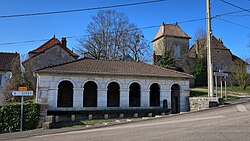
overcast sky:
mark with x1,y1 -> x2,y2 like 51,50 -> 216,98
0,0 -> 249,60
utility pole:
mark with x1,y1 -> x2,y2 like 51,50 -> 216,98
206,0 -> 214,97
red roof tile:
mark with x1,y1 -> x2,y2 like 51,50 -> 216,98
152,23 -> 191,42
37,58 -> 193,79
28,36 -> 78,58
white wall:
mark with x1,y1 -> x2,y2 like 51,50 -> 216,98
0,71 -> 10,105
36,73 -> 190,112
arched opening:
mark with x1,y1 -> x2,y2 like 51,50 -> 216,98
129,82 -> 141,107
171,84 -> 180,113
57,80 -> 74,107
83,81 -> 97,107
107,82 -> 120,107
150,83 -> 160,107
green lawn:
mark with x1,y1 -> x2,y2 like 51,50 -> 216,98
225,86 -> 250,94
190,90 -> 208,97
190,90 -> 239,101
196,86 -> 250,94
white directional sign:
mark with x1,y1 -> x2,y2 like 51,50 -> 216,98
12,91 -> 33,96
214,72 -> 228,77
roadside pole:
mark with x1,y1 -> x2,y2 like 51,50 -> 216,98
20,96 -> 24,131
12,87 -> 33,132
206,0 -> 214,97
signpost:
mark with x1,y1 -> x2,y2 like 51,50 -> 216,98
12,87 -> 33,131
214,71 -> 228,99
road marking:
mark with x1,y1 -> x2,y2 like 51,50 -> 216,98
34,115 -> 225,138
236,104 -> 248,112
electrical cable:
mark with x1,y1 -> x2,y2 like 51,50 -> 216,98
0,0 -> 167,19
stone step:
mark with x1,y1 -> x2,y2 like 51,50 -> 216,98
42,122 -> 52,130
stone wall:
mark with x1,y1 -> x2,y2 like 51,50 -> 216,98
0,71 -> 9,105
189,97 -> 223,111
153,36 -> 190,73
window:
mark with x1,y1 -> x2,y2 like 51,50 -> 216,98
213,61 -> 218,71
221,60 -> 227,71
173,44 -> 180,58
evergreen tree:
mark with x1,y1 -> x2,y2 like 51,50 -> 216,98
157,49 -> 175,69
192,57 -> 207,86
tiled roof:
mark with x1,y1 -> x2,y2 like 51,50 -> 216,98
152,23 -> 191,42
28,36 -> 78,58
190,36 -> 229,51
0,52 -> 20,71
36,58 -> 193,78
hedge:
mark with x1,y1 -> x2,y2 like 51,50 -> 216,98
0,102 -> 40,133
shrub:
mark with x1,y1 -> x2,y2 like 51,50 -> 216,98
0,102 -> 40,133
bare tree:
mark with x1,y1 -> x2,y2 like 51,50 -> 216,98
2,55 -> 36,103
2,56 -> 22,103
192,28 -> 207,59
230,59 -> 248,89
77,10 -> 150,61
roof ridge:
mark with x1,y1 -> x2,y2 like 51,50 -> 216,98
0,52 -> 19,54
29,36 -> 60,53
144,62 -> 192,77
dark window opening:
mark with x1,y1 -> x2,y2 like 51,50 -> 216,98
150,83 -> 160,107
83,81 -> 97,107
171,84 -> 180,113
129,83 -> 141,107
57,81 -> 74,107
107,82 -> 120,107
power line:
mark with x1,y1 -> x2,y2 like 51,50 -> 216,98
220,0 -> 250,13
215,17 -> 250,29
0,0 -> 167,19
0,8 -> 249,47
0,25 -> 162,46
212,8 -> 250,18
223,14 -> 250,17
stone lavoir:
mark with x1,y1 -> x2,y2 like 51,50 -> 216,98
35,58 -> 192,120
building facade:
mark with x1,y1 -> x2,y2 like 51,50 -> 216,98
25,36 -> 79,70
36,59 -> 192,113
152,22 -> 191,73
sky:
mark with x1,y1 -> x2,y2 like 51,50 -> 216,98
0,0 -> 249,60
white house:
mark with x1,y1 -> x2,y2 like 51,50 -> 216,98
35,58 -> 192,114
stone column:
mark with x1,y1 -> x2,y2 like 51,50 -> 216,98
120,88 -> 129,108
98,88 -> 107,108
160,90 -> 171,108
73,88 -> 84,108
180,89 -> 190,112
141,90 -> 150,108
37,87 -> 49,104
48,88 -> 58,109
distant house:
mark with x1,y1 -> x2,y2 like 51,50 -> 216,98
190,36 -> 245,72
152,22 -> 191,73
35,58 -> 192,115
0,52 -> 20,104
25,36 -> 79,70
189,36 -> 246,85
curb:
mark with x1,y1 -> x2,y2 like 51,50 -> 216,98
1,100 -> 250,140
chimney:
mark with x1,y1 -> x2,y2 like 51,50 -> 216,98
218,38 -> 223,44
61,37 -> 67,48
162,22 -> 165,34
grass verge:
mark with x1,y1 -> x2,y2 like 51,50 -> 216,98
190,90 -> 239,101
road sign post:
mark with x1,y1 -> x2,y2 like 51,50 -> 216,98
214,71 -> 228,99
12,90 -> 33,131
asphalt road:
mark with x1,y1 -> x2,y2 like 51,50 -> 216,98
8,102 -> 250,141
